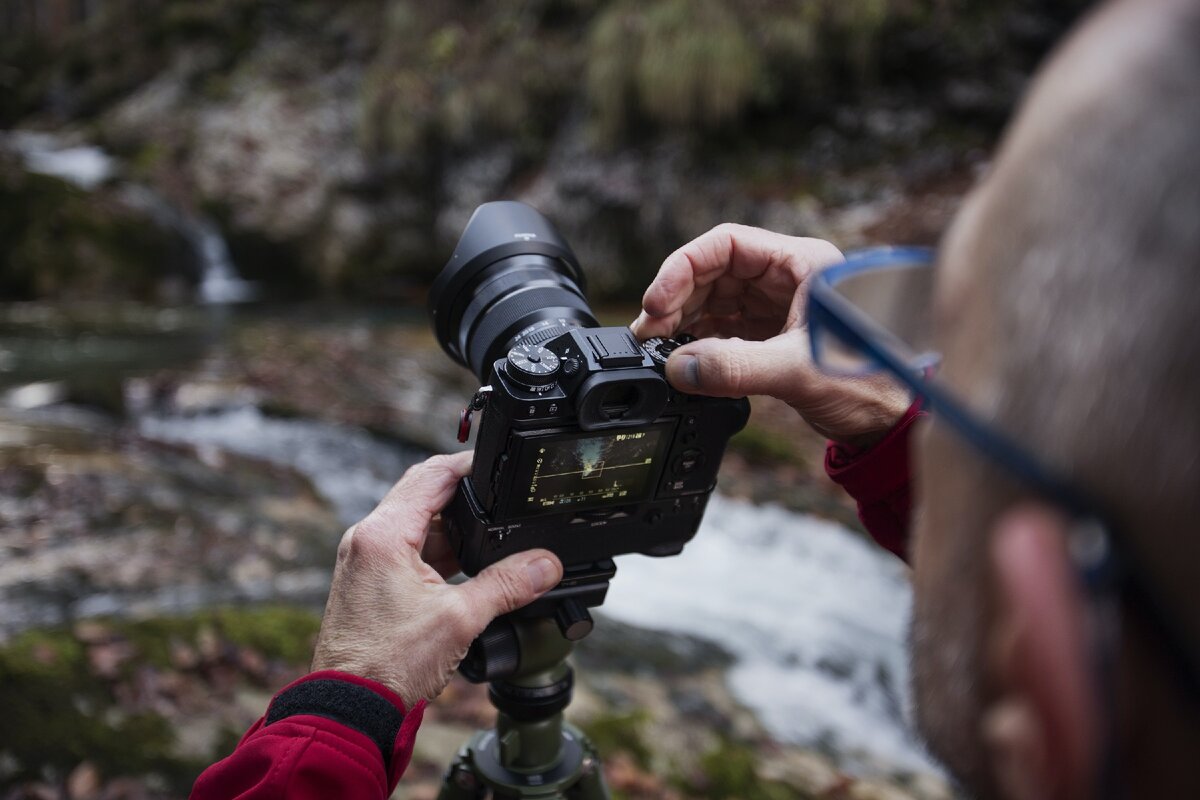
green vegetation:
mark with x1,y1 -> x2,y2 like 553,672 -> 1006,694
0,155 -> 187,301
730,423 -> 812,469
0,0 -> 1089,301
581,710 -> 654,770
0,606 -> 321,792
683,736 -> 816,800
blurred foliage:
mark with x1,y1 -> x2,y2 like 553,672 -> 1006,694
581,710 -> 654,770
680,736 -> 815,800
0,0 -> 1090,302
730,423 -> 812,469
0,152 -> 189,300
1,0 -> 1087,145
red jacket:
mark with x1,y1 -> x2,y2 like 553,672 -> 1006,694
191,407 -> 922,799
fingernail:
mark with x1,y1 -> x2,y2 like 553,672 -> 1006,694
526,557 -> 558,593
676,354 -> 700,388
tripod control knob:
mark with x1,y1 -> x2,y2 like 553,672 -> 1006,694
459,620 -> 520,682
554,598 -> 593,641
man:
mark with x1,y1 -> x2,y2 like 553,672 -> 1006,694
194,0 -> 1200,796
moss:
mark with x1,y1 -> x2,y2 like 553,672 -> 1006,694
120,606 -> 323,667
0,606 -> 321,791
0,628 -> 184,788
213,606 -> 322,664
0,157 -> 190,301
684,737 -> 815,800
730,424 -> 811,469
580,711 -> 653,770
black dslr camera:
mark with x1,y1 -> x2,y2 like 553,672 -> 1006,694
430,202 -> 748,632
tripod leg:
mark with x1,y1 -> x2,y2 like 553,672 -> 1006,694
437,749 -> 488,800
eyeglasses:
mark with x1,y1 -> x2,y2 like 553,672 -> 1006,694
807,246 -> 1200,798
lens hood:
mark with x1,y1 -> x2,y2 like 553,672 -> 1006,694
429,201 -> 588,370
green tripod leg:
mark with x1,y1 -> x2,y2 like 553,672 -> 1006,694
437,618 -> 610,800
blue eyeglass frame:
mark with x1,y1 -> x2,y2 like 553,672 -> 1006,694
807,246 -> 1200,797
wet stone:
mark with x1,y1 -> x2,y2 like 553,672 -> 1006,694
0,410 -> 341,640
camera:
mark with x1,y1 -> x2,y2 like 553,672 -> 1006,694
429,201 -> 749,584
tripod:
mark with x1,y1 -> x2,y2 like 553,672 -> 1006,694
437,563 -> 616,800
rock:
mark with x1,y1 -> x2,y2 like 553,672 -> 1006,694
66,761 -> 101,799
86,639 -> 134,680
169,640 -> 199,671
0,410 -> 341,639
74,620 -> 114,644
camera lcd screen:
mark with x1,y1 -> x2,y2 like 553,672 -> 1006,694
512,425 -> 672,516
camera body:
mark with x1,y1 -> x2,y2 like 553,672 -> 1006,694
445,326 -> 749,575
430,200 -> 749,578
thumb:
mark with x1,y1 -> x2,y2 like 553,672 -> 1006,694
665,332 -> 810,399
455,549 -> 563,631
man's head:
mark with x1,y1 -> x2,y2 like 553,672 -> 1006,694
911,0 -> 1200,796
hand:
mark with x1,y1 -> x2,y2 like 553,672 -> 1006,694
630,223 -> 910,448
311,452 -> 563,704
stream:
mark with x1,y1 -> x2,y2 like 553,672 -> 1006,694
0,133 -> 942,780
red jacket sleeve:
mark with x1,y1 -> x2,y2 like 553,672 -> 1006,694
191,670 -> 425,800
825,403 -> 925,562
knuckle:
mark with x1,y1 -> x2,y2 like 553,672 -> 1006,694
335,525 -> 357,563
341,518 -> 386,560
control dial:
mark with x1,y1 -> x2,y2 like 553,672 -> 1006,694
642,336 -> 681,366
506,343 -> 561,391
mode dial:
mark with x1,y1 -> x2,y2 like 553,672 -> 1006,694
506,343 -> 561,391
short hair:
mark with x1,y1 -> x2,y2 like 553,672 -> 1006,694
960,0 -> 1200,642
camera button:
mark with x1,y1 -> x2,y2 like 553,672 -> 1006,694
644,509 -> 663,525
562,357 -> 581,376
673,449 -> 705,474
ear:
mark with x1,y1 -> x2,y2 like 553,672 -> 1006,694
982,505 -> 1100,800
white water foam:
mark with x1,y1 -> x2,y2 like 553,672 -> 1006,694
7,131 -> 116,189
139,406 -> 423,525
606,494 -> 941,776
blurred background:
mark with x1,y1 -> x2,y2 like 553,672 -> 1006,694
0,1 -> 1090,798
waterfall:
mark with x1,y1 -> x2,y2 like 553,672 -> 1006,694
191,217 -> 254,304
4,130 -> 255,304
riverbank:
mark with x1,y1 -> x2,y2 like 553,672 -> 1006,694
0,301 -> 951,797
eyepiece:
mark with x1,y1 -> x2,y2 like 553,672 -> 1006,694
429,201 -> 599,382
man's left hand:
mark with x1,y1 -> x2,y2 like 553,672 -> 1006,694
311,452 -> 563,704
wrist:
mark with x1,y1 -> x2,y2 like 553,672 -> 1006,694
804,384 -> 912,451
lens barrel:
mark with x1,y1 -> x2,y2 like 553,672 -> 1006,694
429,201 -> 599,382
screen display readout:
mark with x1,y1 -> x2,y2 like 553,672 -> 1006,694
514,427 -> 668,515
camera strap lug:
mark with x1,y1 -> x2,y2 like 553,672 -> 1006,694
458,385 -> 493,443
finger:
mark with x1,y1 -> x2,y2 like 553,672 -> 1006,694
664,330 -> 816,399
356,451 -> 473,552
455,549 -> 563,630
631,309 -> 677,340
641,225 -> 842,320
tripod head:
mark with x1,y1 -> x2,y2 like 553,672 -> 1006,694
439,563 -> 616,799
459,560 -> 616,683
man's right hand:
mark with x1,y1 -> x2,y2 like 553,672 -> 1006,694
630,223 -> 910,448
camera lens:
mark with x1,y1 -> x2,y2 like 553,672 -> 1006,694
429,201 -> 600,382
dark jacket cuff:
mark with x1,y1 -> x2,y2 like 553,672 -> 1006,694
265,670 -> 412,774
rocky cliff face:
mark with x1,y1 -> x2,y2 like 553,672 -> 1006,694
1,0 -> 1089,301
